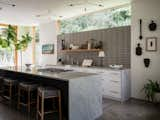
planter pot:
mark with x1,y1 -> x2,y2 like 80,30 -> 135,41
155,92 -> 160,103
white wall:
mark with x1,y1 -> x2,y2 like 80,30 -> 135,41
39,21 -> 58,65
131,0 -> 160,99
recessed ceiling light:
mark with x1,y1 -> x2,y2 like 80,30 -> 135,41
12,4 -> 16,7
69,4 -> 74,7
98,4 -> 104,7
35,15 -> 41,18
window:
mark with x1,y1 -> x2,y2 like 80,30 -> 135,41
0,25 -> 15,66
59,5 -> 131,34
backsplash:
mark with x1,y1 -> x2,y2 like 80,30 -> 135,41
57,26 -> 131,68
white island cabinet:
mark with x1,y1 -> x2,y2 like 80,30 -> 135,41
101,70 -> 130,102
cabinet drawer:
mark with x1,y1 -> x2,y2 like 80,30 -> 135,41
109,79 -> 121,85
108,83 -> 121,93
108,90 -> 121,98
108,71 -> 121,79
102,72 -> 121,82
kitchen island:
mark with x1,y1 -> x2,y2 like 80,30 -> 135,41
0,66 -> 103,120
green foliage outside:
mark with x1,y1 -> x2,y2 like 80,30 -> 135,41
0,25 -> 32,50
59,6 -> 131,34
0,25 -> 32,66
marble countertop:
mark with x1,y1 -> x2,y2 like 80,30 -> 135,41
0,66 -> 96,81
44,65 -> 129,72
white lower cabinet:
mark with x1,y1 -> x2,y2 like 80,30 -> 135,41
101,70 -> 130,102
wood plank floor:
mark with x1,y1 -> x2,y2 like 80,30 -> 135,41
0,98 -> 160,120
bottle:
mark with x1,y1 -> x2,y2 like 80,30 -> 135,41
88,41 -> 91,50
62,40 -> 65,50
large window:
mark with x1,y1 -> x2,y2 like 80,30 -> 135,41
59,5 -> 131,34
0,25 -> 15,66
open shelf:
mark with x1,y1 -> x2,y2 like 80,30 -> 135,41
60,49 -> 102,53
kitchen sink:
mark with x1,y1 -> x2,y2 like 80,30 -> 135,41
37,68 -> 72,73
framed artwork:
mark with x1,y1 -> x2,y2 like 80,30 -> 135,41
146,37 -> 157,51
42,44 -> 54,54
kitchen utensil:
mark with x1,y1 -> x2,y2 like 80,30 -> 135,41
139,19 -> 143,40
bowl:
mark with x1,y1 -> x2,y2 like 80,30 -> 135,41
25,64 -> 32,68
109,64 -> 123,69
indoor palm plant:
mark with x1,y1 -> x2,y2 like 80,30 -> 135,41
142,80 -> 160,103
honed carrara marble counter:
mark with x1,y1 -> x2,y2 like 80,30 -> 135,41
0,66 -> 97,80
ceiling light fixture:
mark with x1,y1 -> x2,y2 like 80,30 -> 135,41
68,1 -> 104,8
0,1 -> 16,7
68,1 -> 104,12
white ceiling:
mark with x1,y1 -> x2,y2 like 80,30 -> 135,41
0,0 -> 131,26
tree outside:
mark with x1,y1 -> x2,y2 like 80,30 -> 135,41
59,6 -> 131,34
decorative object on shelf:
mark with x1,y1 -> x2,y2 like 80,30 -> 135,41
61,39 -> 65,50
146,37 -> 157,51
87,40 -> 91,50
136,43 -> 142,56
98,51 -> 105,66
139,19 -> 143,40
90,38 -> 96,49
95,41 -> 103,49
69,44 -> 79,50
82,59 -> 93,67
80,43 -> 87,49
144,58 -> 150,68
42,44 -> 54,54
142,80 -> 160,102
149,20 -> 157,31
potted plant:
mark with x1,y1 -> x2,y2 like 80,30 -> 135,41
0,25 -> 32,66
142,80 -> 160,103
154,82 -> 160,103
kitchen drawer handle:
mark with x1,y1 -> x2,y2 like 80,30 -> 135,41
111,80 -> 119,83
111,73 -> 120,75
110,90 -> 119,94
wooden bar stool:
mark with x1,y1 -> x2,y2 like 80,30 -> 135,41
2,78 -> 18,101
37,87 -> 62,120
18,82 -> 38,113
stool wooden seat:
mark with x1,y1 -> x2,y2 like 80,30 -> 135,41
18,82 -> 38,113
37,87 -> 62,120
3,78 -> 18,101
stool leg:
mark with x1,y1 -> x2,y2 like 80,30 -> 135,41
17,86 -> 20,110
58,92 -> 62,120
28,89 -> 31,113
9,83 -> 12,100
37,93 -> 39,120
41,96 -> 44,120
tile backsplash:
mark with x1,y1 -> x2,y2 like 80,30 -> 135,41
57,26 -> 131,68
